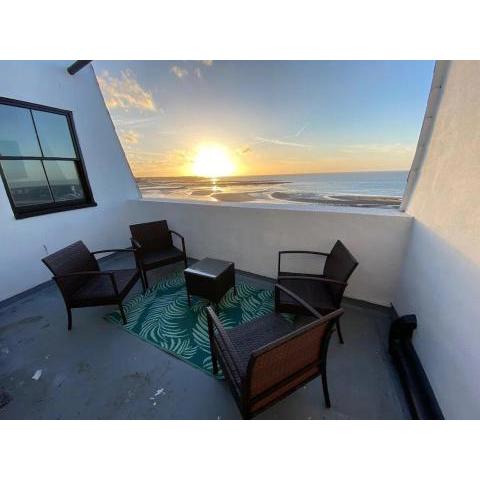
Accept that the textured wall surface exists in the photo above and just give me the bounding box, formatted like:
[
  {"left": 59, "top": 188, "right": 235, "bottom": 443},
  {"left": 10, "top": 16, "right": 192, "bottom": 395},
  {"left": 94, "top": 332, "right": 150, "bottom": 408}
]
[
  {"left": 394, "top": 61, "right": 480, "bottom": 419},
  {"left": 0, "top": 61, "right": 139, "bottom": 301}
]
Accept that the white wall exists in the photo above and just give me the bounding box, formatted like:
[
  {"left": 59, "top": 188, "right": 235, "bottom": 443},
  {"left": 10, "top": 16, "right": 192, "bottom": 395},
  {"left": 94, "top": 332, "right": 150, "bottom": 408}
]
[
  {"left": 394, "top": 61, "right": 480, "bottom": 419},
  {"left": 0, "top": 61, "right": 139, "bottom": 301},
  {"left": 128, "top": 199, "right": 412, "bottom": 306}
]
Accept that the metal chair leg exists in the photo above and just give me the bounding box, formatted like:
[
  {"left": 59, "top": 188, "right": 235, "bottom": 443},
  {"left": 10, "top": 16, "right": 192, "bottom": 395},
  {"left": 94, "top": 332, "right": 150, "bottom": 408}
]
[
  {"left": 321, "top": 366, "right": 331, "bottom": 408},
  {"left": 119, "top": 303, "right": 127, "bottom": 325},
  {"left": 211, "top": 347, "right": 219, "bottom": 375},
  {"left": 336, "top": 318, "right": 344, "bottom": 344},
  {"left": 67, "top": 308, "right": 72, "bottom": 331},
  {"left": 139, "top": 271, "right": 146, "bottom": 293}
]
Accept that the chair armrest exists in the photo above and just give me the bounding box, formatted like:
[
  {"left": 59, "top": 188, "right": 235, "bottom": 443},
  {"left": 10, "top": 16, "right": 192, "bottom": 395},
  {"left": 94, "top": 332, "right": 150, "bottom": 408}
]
[
  {"left": 130, "top": 238, "right": 142, "bottom": 250},
  {"left": 278, "top": 250, "right": 329, "bottom": 276},
  {"left": 53, "top": 271, "right": 119, "bottom": 295},
  {"left": 278, "top": 275, "right": 347, "bottom": 287},
  {"left": 170, "top": 230, "right": 186, "bottom": 255},
  {"left": 279, "top": 250, "right": 330, "bottom": 256},
  {"left": 274, "top": 283, "right": 323, "bottom": 319},
  {"left": 169, "top": 230, "right": 184, "bottom": 241},
  {"left": 91, "top": 248, "right": 135, "bottom": 255},
  {"left": 252, "top": 307, "right": 344, "bottom": 358},
  {"left": 206, "top": 306, "right": 243, "bottom": 378}
]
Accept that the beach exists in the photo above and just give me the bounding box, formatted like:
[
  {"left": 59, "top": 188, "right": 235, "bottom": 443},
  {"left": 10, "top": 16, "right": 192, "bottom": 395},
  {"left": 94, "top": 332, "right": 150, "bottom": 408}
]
[{"left": 136, "top": 171, "right": 407, "bottom": 209}]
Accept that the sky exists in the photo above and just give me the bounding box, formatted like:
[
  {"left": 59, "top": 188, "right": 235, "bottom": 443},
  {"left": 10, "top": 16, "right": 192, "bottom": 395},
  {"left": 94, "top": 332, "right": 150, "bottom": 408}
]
[{"left": 94, "top": 60, "right": 434, "bottom": 178}]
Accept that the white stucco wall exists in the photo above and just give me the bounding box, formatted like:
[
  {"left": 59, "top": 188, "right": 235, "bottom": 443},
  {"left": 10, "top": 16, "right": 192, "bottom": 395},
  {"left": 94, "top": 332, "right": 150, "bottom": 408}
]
[
  {"left": 0, "top": 61, "right": 139, "bottom": 301},
  {"left": 394, "top": 61, "right": 480, "bottom": 419},
  {"left": 128, "top": 199, "right": 412, "bottom": 306}
]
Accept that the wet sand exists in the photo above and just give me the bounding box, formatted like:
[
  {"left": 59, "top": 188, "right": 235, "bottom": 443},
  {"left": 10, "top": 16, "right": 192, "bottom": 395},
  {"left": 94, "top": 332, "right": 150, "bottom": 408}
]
[
  {"left": 271, "top": 192, "right": 401, "bottom": 208},
  {"left": 211, "top": 191, "right": 262, "bottom": 202}
]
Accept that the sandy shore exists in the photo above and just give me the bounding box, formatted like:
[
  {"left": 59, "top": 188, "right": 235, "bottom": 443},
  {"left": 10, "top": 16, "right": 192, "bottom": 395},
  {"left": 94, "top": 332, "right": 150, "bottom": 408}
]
[
  {"left": 209, "top": 190, "right": 401, "bottom": 208},
  {"left": 271, "top": 192, "right": 401, "bottom": 208},
  {"left": 211, "top": 191, "right": 262, "bottom": 202}
]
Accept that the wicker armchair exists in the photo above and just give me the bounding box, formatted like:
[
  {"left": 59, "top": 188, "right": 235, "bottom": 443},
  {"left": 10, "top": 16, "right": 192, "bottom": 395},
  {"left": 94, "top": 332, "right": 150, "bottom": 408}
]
[
  {"left": 42, "top": 241, "right": 142, "bottom": 330},
  {"left": 276, "top": 240, "right": 358, "bottom": 344},
  {"left": 130, "top": 220, "right": 187, "bottom": 289},
  {"left": 207, "top": 284, "right": 343, "bottom": 419}
]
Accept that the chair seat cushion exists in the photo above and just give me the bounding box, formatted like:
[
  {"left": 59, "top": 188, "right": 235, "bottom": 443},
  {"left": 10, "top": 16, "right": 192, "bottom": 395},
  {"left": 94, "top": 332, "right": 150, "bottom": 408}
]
[
  {"left": 215, "top": 313, "right": 295, "bottom": 388},
  {"left": 70, "top": 268, "right": 139, "bottom": 306},
  {"left": 141, "top": 247, "right": 184, "bottom": 270},
  {"left": 277, "top": 275, "right": 336, "bottom": 315}
]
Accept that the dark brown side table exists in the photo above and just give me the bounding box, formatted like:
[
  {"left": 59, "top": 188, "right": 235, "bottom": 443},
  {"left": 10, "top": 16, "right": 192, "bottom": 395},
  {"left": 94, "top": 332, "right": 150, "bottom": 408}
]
[{"left": 184, "top": 257, "right": 236, "bottom": 307}]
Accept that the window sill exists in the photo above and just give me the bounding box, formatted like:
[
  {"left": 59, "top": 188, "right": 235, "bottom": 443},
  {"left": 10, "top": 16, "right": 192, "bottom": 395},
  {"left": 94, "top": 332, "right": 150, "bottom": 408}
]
[{"left": 13, "top": 201, "right": 97, "bottom": 220}]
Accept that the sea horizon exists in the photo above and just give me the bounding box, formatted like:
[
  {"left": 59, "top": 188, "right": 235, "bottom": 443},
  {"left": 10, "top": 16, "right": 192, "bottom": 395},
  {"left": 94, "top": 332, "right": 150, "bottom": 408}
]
[{"left": 134, "top": 169, "right": 410, "bottom": 180}]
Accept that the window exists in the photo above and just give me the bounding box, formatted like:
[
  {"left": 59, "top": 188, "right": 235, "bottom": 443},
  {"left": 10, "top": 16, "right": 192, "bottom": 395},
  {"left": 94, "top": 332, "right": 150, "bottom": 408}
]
[{"left": 0, "top": 97, "right": 95, "bottom": 219}]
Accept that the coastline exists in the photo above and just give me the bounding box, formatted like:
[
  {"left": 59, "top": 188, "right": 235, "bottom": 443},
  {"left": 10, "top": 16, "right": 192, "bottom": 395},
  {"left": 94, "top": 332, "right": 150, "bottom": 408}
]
[
  {"left": 270, "top": 191, "right": 401, "bottom": 208},
  {"left": 137, "top": 172, "right": 407, "bottom": 209}
]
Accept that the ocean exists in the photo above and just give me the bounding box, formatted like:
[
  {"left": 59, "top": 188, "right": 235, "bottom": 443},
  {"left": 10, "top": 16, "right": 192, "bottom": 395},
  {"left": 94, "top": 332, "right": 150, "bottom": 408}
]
[{"left": 136, "top": 170, "right": 409, "bottom": 209}]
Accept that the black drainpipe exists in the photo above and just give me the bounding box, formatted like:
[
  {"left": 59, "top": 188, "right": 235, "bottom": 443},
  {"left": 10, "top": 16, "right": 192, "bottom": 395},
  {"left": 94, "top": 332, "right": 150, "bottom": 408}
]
[{"left": 389, "top": 314, "right": 444, "bottom": 419}]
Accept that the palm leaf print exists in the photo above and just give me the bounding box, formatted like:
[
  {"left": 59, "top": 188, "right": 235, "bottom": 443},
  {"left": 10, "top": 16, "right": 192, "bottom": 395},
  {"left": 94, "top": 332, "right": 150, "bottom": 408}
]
[{"left": 105, "top": 271, "right": 274, "bottom": 376}]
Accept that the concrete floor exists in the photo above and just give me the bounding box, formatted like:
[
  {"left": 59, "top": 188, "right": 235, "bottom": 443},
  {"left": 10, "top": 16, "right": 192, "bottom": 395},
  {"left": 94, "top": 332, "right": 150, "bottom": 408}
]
[{"left": 0, "top": 253, "right": 409, "bottom": 420}]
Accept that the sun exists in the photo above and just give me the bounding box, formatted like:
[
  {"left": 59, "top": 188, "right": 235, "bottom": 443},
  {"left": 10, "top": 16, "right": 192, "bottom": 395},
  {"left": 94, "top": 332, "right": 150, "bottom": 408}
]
[{"left": 191, "top": 144, "right": 235, "bottom": 177}]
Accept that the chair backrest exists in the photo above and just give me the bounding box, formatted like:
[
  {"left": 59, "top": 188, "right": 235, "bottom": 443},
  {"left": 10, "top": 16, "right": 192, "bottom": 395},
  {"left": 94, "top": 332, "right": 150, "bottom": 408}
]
[
  {"left": 42, "top": 241, "right": 99, "bottom": 298},
  {"left": 129, "top": 220, "right": 172, "bottom": 251},
  {"left": 323, "top": 240, "right": 358, "bottom": 283},
  {"left": 246, "top": 309, "right": 341, "bottom": 405}
]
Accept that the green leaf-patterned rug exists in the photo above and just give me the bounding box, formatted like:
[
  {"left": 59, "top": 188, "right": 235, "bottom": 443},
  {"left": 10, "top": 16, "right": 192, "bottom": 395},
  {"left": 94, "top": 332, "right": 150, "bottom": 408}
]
[{"left": 105, "top": 270, "right": 274, "bottom": 376}]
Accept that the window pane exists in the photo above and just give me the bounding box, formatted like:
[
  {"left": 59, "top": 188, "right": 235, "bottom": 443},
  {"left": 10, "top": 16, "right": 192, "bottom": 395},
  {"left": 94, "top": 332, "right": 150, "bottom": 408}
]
[
  {"left": 0, "top": 160, "right": 52, "bottom": 206},
  {"left": 0, "top": 104, "right": 42, "bottom": 157},
  {"left": 43, "top": 160, "right": 85, "bottom": 202},
  {"left": 32, "top": 110, "right": 76, "bottom": 158}
]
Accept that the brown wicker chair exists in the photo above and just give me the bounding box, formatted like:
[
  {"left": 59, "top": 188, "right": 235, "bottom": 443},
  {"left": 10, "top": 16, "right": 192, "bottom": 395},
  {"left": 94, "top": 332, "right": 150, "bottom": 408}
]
[
  {"left": 42, "top": 241, "right": 142, "bottom": 330},
  {"left": 130, "top": 220, "right": 187, "bottom": 289},
  {"left": 207, "top": 283, "right": 343, "bottom": 419},
  {"left": 276, "top": 240, "right": 358, "bottom": 344}
]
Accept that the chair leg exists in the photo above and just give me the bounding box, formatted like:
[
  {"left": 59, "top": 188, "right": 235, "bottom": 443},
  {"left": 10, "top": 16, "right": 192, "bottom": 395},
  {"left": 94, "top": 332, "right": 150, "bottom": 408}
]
[
  {"left": 119, "top": 303, "right": 127, "bottom": 325},
  {"left": 211, "top": 347, "right": 219, "bottom": 375},
  {"left": 139, "top": 271, "right": 146, "bottom": 293},
  {"left": 144, "top": 271, "right": 149, "bottom": 290},
  {"left": 321, "top": 367, "right": 331, "bottom": 408},
  {"left": 184, "top": 256, "right": 188, "bottom": 268},
  {"left": 67, "top": 308, "right": 72, "bottom": 331},
  {"left": 336, "top": 317, "right": 344, "bottom": 344}
]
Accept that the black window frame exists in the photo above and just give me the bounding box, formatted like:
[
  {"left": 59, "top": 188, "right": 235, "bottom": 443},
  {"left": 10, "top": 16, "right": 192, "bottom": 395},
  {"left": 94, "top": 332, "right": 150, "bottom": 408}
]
[{"left": 0, "top": 96, "right": 96, "bottom": 219}]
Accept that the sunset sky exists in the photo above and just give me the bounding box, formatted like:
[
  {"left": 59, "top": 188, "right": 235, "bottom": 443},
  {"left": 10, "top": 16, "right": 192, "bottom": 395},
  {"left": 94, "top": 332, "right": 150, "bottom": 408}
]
[{"left": 94, "top": 61, "right": 434, "bottom": 178}]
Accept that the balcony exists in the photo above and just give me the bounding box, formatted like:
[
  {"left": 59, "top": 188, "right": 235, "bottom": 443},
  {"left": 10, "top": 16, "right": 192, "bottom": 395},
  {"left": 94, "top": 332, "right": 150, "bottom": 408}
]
[
  {"left": 0, "top": 60, "right": 478, "bottom": 420},
  {"left": 0, "top": 250, "right": 409, "bottom": 420}
]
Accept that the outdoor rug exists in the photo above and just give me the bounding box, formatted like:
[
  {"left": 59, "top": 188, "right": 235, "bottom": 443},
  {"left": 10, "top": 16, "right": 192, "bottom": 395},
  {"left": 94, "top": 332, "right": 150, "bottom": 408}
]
[{"left": 105, "top": 270, "right": 275, "bottom": 376}]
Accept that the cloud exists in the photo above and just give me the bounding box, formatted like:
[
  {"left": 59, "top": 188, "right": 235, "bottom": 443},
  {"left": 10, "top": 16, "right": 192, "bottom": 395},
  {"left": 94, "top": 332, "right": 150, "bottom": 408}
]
[
  {"left": 254, "top": 136, "right": 312, "bottom": 148},
  {"left": 170, "top": 65, "right": 188, "bottom": 79},
  {"left": 201, "top": 60, "right": 213, "bottom": 66},
  {"left": 291, "top": 124, "right": 307, "bottom": 138},
  {"left": 252, "top": 124, "right": 311, "bottom": 149},
  {"left": 125, "top": 148, "right": 192, "bottom": 177},
  {"left": 97, "top": 69, "right": 156, "bottom": 111},
  {"left": 115, "top": 114, "right": 165, "bottom": 128},
  {"left": 238, "top": 146, "right": 252, "bottom": 155},
  {"left": 339, "top": 143, "right": 415, "bottom": 154},
  {"left": 119, "top": 129, "right": 141, "bottom": 147}
]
